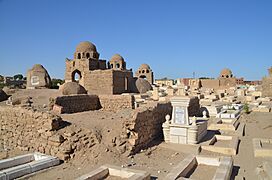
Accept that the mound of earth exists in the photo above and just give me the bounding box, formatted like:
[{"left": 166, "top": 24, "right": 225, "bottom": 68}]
[{"left": 60, "top": 82, "right": 87, "bottom": 95}]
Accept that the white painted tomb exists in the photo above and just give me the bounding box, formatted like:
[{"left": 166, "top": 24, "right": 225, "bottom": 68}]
[
  {"left": 0, "top": 152, "right": 60, "bottom": 180},
  {"left": 163, "top": 97, "right": 207, "bottom": 144}
]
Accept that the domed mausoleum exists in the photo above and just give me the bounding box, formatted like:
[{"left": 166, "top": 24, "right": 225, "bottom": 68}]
[
  {"left": 220, "top": 68, "right": 233, "bottom": 78},
  {"left": 108, "top": 54, "right": 126, "bottom": 70},
  {"left": 65, "top": 41, "right": 135, "bottom": 94},
  {"left": 135, "top": 64, "right": 154, "bottom": 84}
]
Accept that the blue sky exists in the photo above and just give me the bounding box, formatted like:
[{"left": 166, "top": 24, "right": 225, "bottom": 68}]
[{"left": 0, "top": 0, "right": 271, "bottom": 80}]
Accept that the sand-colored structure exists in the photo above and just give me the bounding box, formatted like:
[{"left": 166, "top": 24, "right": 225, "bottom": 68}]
[
  {"left": 26, "top": 64, "right": 51, "bottom": 89},
  {"left": 65, "top": 41, "right": 135, "bottom": 95},
  {"left": 135, "top": 64, "right": 154, "bottom": 85},
  {"left": 262, "top": 67, "right": 272, "bottom": 97}
]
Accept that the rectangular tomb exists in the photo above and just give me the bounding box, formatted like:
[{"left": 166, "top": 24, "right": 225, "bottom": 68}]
[
  {"left": 165, "top": 155, "right": 233, "bottom": 180},
  {"left": 0, "top": 152, "right": 60, "bottom": 180},
  {"left": 201, "top": 135, "right": 239, "bottom": 155},
  {"left": 208, "top": 118, "right": 239, "bottom": 132},
  {"left": 76, "top": 164, "right": 150, "bottom": 180}
]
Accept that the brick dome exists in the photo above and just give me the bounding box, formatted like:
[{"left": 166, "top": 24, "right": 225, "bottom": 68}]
[
  {"left": 139, "top": 64, "right": 151, "bottom": 70},
  {"left": 109, "top": 54, "right": 124, "bottom": 63},
  {"left": 220, "top": 68, "right": 233, "bottom": 78},
  {"left": 76, "top": 41, "right": 97, "bottom": 52}
]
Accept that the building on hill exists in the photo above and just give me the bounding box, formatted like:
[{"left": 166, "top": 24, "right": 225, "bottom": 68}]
[{"left": 155, "top": 78, "right": 174, "bottom": 87}]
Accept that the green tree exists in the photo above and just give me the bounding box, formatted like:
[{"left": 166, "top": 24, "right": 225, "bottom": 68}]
[
  {"left": 13, "top": 74, "right": 23, "bottom": 80},
  {"left": 51, "top": 78, "right": 64, "bottom": 89},
  {"left": 0, "top": 75, "right": 4, "bottom": 82},
  {"left": 243, "top": 103, "right": 250, "bottom": 114}
]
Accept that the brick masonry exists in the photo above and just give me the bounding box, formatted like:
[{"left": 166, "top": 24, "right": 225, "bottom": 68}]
[
  {"left": 53, "top": 94, "right": 100, "bottom": 114},
  {"left": 0, "top": 106, "right": 99, "bottom": 161},
  {"left": 122, "top": 102, "right": 172, "bottom": 154}
]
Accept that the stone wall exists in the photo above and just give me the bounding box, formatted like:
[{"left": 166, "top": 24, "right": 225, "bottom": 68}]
[
  {"left": 121, "top": 102, "right": 172, "bottom": 154},
  {"left": 200, "top": 79, "right": 220, "bottom": 89},
  {"left": 52, "top": 94, "right": 135, "bottom": 114},
  {"left": 99, "top": 94, "right": 135, "bottom": 112},
  {"left": 0, "top": 106, "right": 98, "bottom": 161},
  {"left": 53, "top": 94, "right": 100, "bottom": 114}
]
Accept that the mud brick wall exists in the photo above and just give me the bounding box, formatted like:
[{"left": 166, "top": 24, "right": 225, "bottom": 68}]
[
  {"left": 0, "top": 106, "right": 98, "bottom": 161},
  {"left": 53, "top": 94, "right": 100, "bottom": 114},
  {"left": 99, "top": 94, "right": 135, "bottom": 112},
  {"left": 122, "top": 102, "right": 172, "bottom": 154},
  {"left": 262, "top": 76, "right": 272, "bottom": 97}
]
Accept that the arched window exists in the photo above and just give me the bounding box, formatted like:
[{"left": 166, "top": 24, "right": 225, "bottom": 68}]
[
  {"left": 111, "top": 64, "right": 113, "bottom": 68},
  {"left": 77, "top": 53, "right": 81, "bottom": 59},
  {"left": 226, "top": 75, "right": 229, "bottom": 78},
  {"left": 142, "top": 70, "right": 145, "bottom": 73},
  {"left": 86, "top": 53, "right": 90, "bottom": 58},
  {"left": 146, "top": 70, "right": 149, "bottom": 73},
  {"left": 116, "top": 63, "right": 120, "bottom": 69}
]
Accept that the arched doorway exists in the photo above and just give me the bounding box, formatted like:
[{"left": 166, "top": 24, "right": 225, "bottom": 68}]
[
  {"left": 140, "top": 75, "right": 147, "bottom": 80},
  {"left": 72, "top": 69, "right": 82, "bottom": 82}
]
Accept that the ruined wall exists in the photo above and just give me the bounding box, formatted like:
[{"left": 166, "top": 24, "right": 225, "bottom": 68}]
[
  {"left": 200, "top": 79, "right": 220, "bottom": 89},
  {"left": 53, "top": 94, "right": 100, "bottom": 114},
  {"left": 52, "top": 94, "right": 135, "bottom": 114},
  {"left": 84, "top": 70, "right": 114, "bottom": 94},
  {"left": 0, "top": 106, "right": 98, "bottom": 161},
  {"left": 122, "top": 102, "right": 172, "bottom": 154},
  {"left": 112, "top": 70, "right": 134, "bottom": 94},
  {"left": 218, "top": 78, "right": 236, "bottom": 88},
  {"left": 262, "top": 77, "right": 272, "bottom": 97},
  {"left": 99, "top": 94, "right": 135, "bottom": 112}
]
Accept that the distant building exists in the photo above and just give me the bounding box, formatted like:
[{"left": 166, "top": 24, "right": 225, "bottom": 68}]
[
  {"left": 177, "top": 68, "right": 246, "bottom": 90},
  {"left": 176, "top": 78, "right": 191, "bottom": 87},
  {"left": 155, "top": 78, "right": 174, "bottom": 87},
  {"left": 135, "top": 64, "right": 154, "bottom": 84},
  {"left": 4, "top": 76, "right": 25, "bottom": 87},
  {"left": 236, "top": 77, "right": 244, "bottom": 85}
]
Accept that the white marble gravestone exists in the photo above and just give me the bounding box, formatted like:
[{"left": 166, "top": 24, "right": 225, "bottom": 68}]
[
  {"left": 171, "top": 97, "right": 190, "bottom": 125},
  {"left": 162, "top": 96, "right": 207, "bottom": 144}
]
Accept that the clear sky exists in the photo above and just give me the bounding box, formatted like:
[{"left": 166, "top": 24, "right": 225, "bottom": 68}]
[{"left": 0, "top": 0, "right": 271, "bottom": 80}]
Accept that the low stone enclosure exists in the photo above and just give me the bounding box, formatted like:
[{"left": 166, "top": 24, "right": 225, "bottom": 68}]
[
  {"left": 208, "top": 118, "right": 240, "bottom": 132},
  {"left": 76, "top": 164, "right": 150, "bottom": 180},
  {"left": 201, "top": 135, "right": 239, "bottom": 155},
  {"left": 165, "top": 155, "right": 233, "bottom": 180},
  {"left": 52, "top": 94, "right": 135, "bottom": 114},
  {"left": 0, "top": 152, "right": 59, "bottom": 180},
  {"left": 216, "top": 109, "right": 241, "bottom": 119},
  {"left": 253, "top": 138, "right": 272, "bottom": 157},
  {"left": 0, "top": 101, "right": 172, "bottom": 160}
]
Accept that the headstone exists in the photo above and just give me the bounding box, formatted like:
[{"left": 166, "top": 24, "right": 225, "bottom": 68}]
[
  {"left": 152, "top": 87, "right": 159, "bottom": 100},
  {"left": 170, "top": 97, "right": 190, "bottom": 125},
  {"left": 166, "top": 88, "right": 174, "bottom": 96}
]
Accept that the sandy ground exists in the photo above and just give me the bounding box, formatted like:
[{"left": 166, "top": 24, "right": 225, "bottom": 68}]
[
  {"left": 1, "top": 110, "right": 268, "bottom": 180},
  {"left": 0, "top": 89, "right": 272, "bottom": 179}
]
